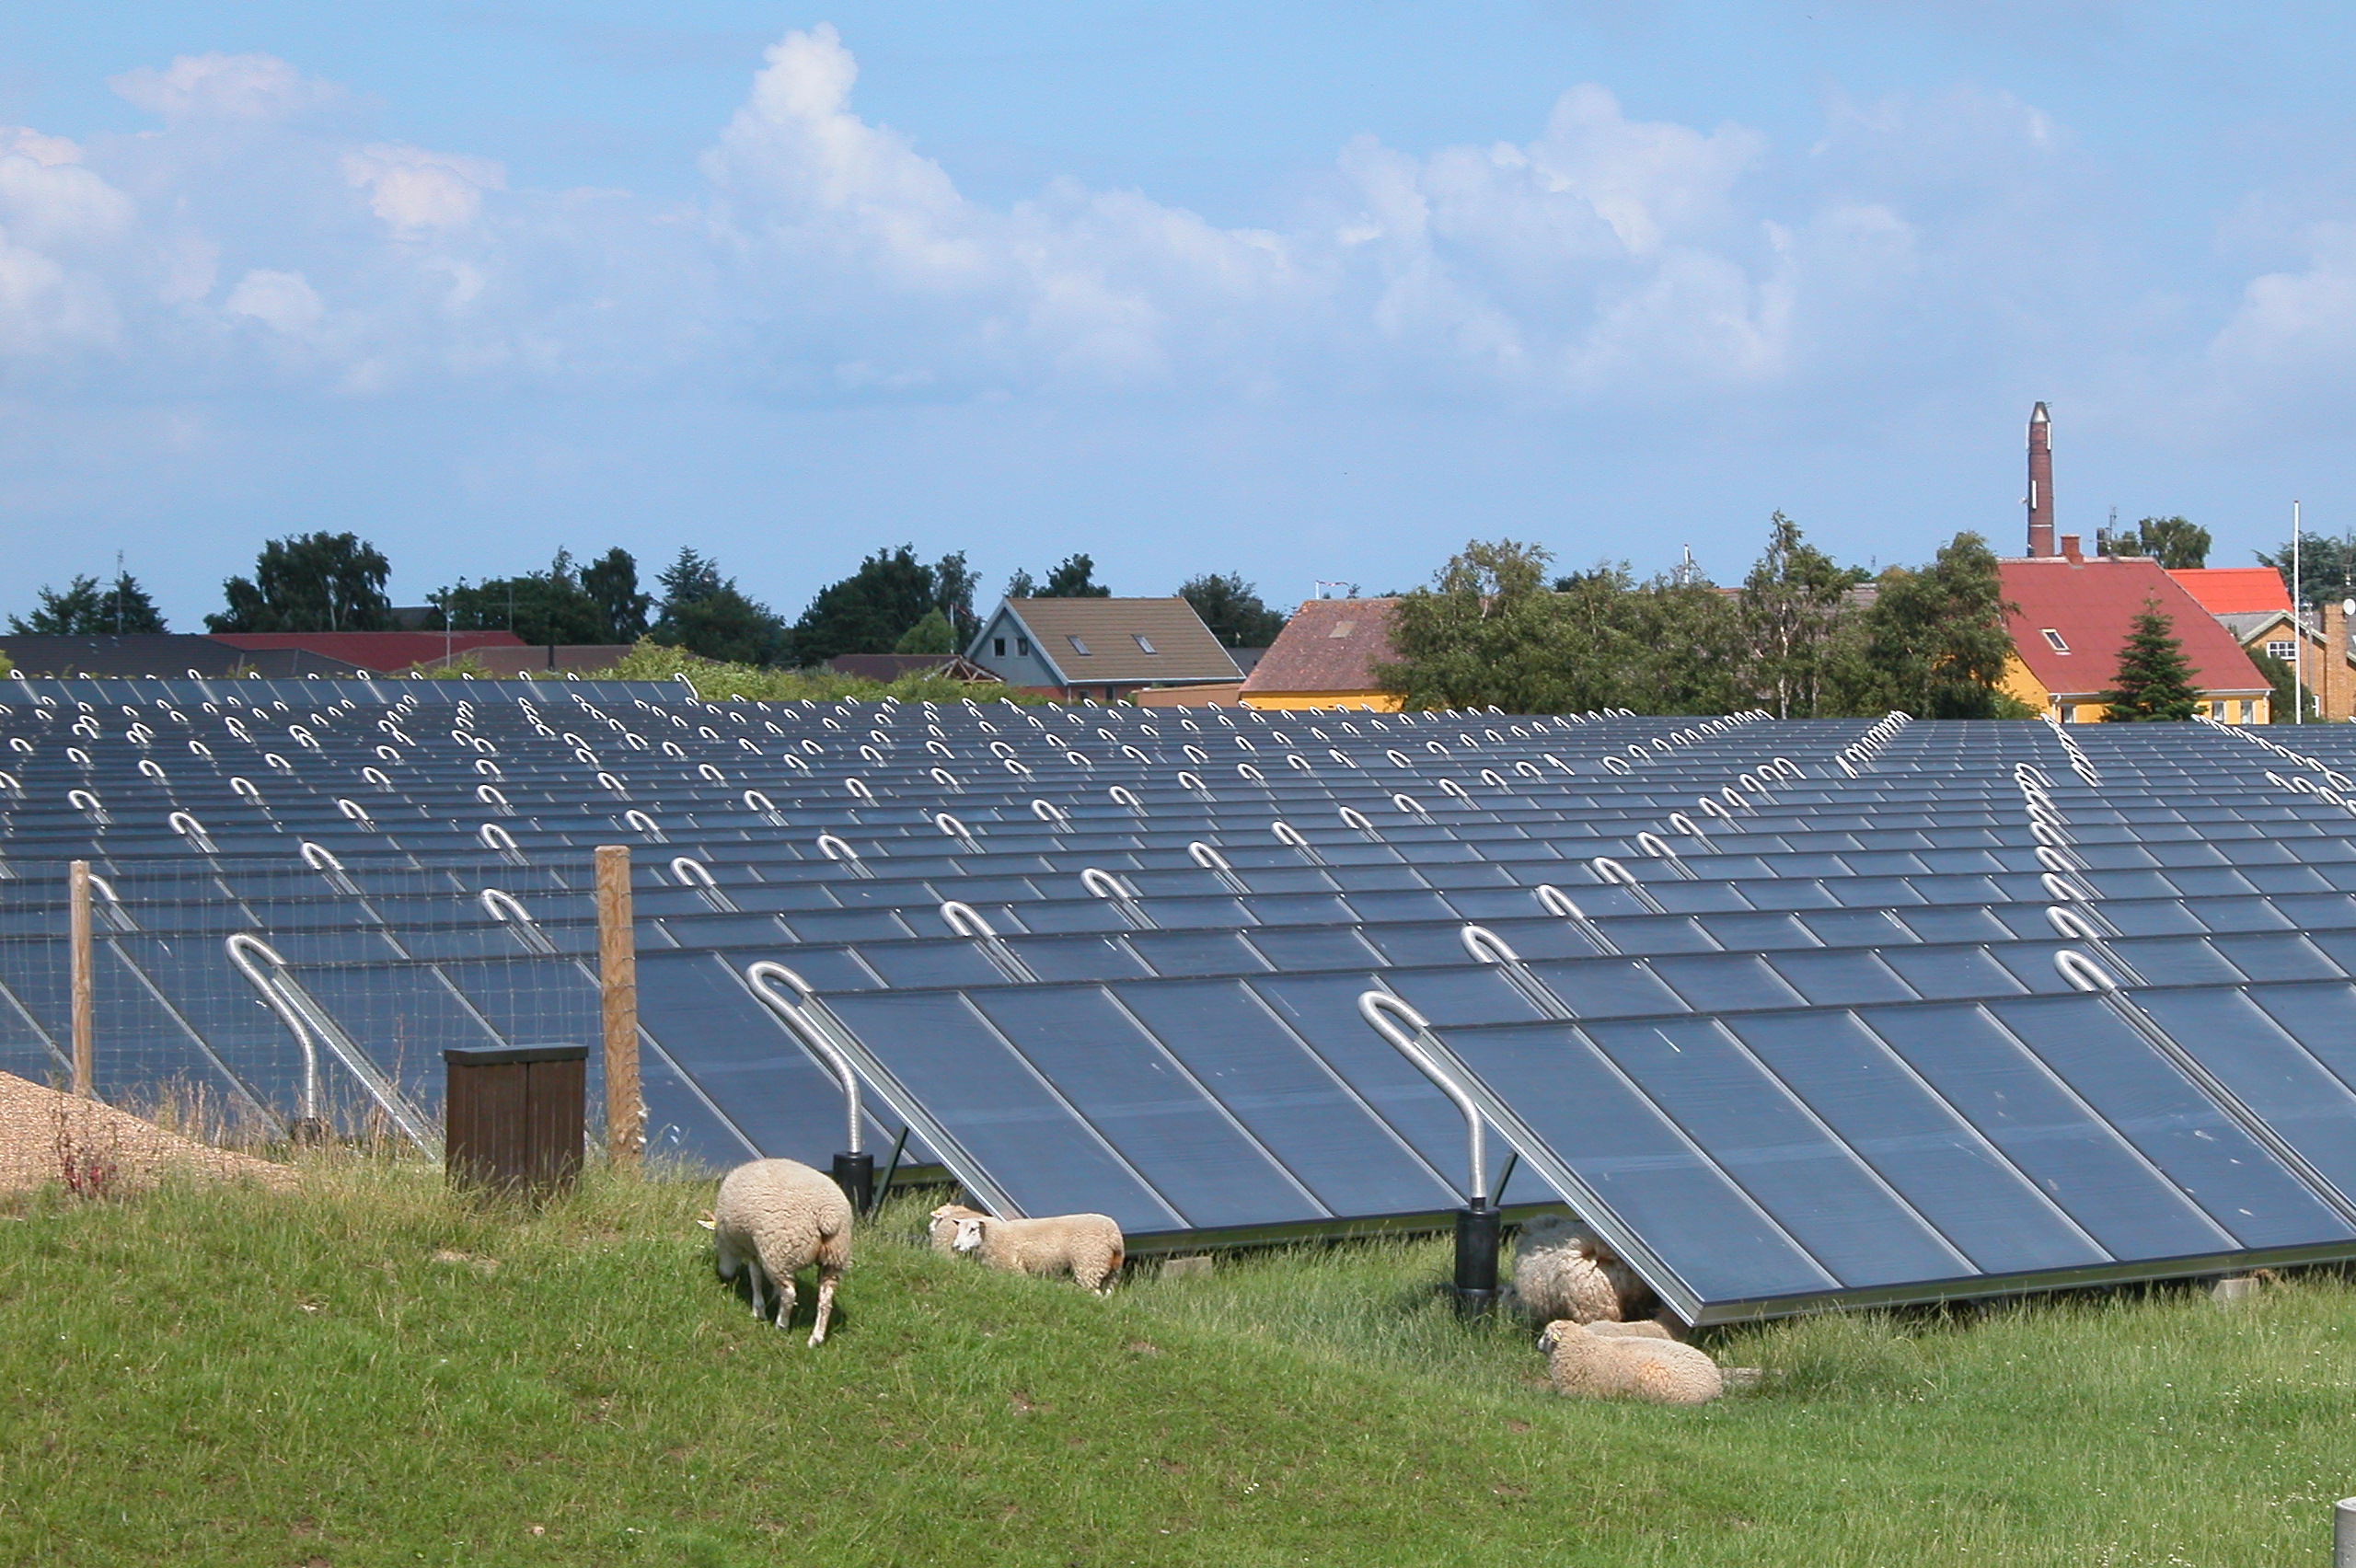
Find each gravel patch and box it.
[0,1072,295,1196]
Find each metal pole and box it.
[2294,501,2304,724]
[595,845,641,1170]
[68,859,92,1098]
[2336,1495,2356,1568]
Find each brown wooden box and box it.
[445,1043,586,1199]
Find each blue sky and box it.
[5,3,2354,625]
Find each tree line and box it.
[6,535,1294,667]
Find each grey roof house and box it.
[964,598,1242,700]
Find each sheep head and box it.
[951,1216,987,1255]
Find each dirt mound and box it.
[0,1073,296,1197]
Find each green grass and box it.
[4,1159,2354,1566]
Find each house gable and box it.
[964,604,1067,687]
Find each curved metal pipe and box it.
[1357,992,1487,1205]
[225,933,318,1126]
[744,962,861,1154]
[1459,925,1522,964]
[2054,949,2119,993]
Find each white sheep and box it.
[1540,1320,1722,1405]
[1507,1214,1654,1325]
[927,1202,987,1253]
[700,1159,852,1345]
[948,1212,1125,1295]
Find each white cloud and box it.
[110,52,341,122]
[0,131,135,247]
[225,268,323,334]
[2211,224,2356,368]
[342,144,506,234]
[0,25,2322,435]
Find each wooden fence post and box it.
[595,845,641,1169]
[69,859,93,1098]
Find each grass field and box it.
[3,1156,2352,1566]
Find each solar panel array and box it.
[6,674,2356,1324]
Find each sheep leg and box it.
[808,1269,837,1347]
[745,1255,768,1322]
[773,1274,798,1332]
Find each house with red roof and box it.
[1239,598,1404,711]
[1997,544,2271,722]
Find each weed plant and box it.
[2,1155,2352,1565]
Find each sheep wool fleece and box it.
[710,1159,853,1346]
[952,1213,1126,1294]
[1540,1320,1723,1405]
[1507,1215,1652,1325]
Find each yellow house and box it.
[1997,551,2271,723]
[1239,598,1406,712]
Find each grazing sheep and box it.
[1540,1320,1722,1405]
[927,1202,987,1253]
[700,1159,852,1346]
[948,1212,1125,1295]
[1507,1214,1655,1325]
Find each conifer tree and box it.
[2101,600,2201,721]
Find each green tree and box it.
[1738,512,1854,719]
[2101,515,2210,570]
[2100,600,2202,721]
[1382,539,1591,711]
[2256,533,2356,609]
[649,548,788,665]
[2247,648,2315,723]
[431,549,611,647]
[1620,571,1748,716]
[11,571,167,634]
[931,551,981,636]
[1040,554,1111,597]
[1178,572,1288,648]
[206,533,392,633]
[1004,568,1039,599]
[894,608,957,653]
[1821,532,2017,719]
[786,545,941,664]
[580,548,653,642]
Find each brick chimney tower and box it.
[2027,402,2055,558]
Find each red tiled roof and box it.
[2166,567,2292,616]
[1241,599,1400,695]
[2000,556,2268,699]
[212,631,525,674]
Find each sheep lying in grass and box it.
[1507,1214,1655,1325]
[948,1212,1125,1295]
[1540,1320,1722,1405]
[699,1159,851,1346]
[927,1202,987,1253]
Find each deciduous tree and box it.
[206,533,392,633]
[894,608,957,653]
[2102,515,2210,570]
[1738,512,1853,720]
[1827,532,2020,719]
[1178,572,1288,648]
[580,548,653,641]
